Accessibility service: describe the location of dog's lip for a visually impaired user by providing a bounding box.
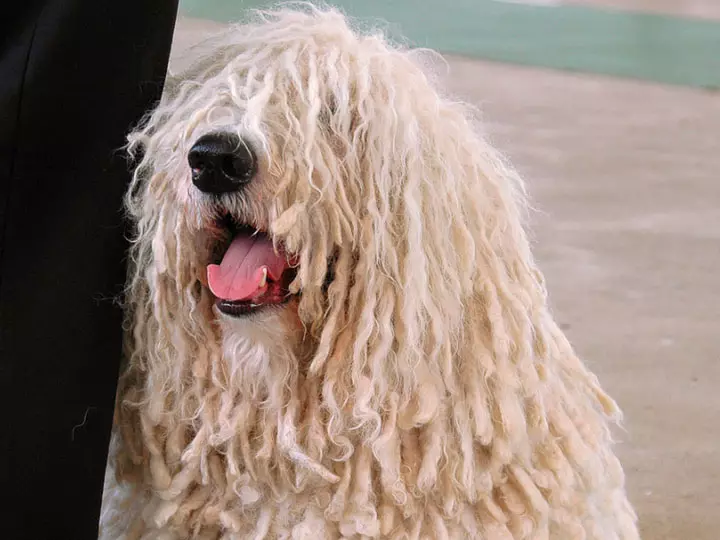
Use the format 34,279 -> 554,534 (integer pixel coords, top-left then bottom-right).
215,294 -> 293,317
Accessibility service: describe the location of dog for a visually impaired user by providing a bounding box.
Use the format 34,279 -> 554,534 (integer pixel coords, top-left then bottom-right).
100,5 -> 639,539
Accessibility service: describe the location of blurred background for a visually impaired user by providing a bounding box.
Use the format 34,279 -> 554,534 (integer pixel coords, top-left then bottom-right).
172,2 -> 719,538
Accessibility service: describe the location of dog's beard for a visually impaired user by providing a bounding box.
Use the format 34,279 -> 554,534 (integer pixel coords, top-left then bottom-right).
215,286 -> 314,368
217,298 -> 304,350
219,310 -> 292,379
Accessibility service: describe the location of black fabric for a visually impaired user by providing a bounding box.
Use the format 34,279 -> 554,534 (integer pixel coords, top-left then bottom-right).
0,1 -> 178,536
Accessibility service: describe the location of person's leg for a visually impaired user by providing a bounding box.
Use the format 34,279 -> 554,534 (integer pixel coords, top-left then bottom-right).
0,1 -> 178,536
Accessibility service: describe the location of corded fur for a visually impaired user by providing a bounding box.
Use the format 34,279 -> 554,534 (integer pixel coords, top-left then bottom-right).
101,4 -> 639,539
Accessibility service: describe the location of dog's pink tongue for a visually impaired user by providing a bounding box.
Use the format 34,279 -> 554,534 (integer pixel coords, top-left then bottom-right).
207,234 -> 288,301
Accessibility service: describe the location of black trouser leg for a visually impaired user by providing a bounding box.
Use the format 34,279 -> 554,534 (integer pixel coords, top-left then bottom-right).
0,1 -> 178,537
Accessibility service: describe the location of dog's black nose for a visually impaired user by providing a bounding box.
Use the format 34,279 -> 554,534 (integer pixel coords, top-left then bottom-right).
188,132 -> 256,194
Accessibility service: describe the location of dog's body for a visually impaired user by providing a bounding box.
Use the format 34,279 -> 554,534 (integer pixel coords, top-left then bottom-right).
101,6 -> 639,539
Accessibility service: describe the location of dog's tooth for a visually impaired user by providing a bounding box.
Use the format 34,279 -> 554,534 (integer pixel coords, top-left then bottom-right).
258,267 -> 268,288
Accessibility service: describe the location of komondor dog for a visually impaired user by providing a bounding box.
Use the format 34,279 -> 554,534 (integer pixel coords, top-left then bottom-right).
101,5 -> 639,539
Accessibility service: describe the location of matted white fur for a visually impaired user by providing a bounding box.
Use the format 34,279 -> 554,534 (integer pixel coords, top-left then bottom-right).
101,4 -> 639,539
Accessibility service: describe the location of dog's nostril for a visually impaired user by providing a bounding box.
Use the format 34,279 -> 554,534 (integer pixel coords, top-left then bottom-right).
188,132 -> 256,195
220,153 -> 251,181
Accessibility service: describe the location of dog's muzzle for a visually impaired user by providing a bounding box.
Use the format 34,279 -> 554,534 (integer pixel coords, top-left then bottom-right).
188,132 -> 256,195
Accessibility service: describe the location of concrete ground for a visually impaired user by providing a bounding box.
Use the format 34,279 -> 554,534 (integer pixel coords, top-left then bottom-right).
170,4 -> 719,538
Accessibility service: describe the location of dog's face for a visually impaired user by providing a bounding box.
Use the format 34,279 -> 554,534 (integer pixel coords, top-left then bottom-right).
155,62 -> 356,350
127,9 -> 494,359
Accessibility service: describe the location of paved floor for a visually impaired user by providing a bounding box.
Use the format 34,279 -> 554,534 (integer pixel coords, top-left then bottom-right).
170,6 -> 720,539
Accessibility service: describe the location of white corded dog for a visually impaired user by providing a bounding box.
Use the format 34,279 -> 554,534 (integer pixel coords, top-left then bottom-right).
101,5 -> 639,539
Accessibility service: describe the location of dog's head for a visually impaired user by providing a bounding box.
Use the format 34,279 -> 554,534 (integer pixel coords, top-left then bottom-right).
125,6 -> 534,358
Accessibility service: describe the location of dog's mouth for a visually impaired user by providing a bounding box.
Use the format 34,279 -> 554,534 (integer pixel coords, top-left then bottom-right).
205,214 -> 298,317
